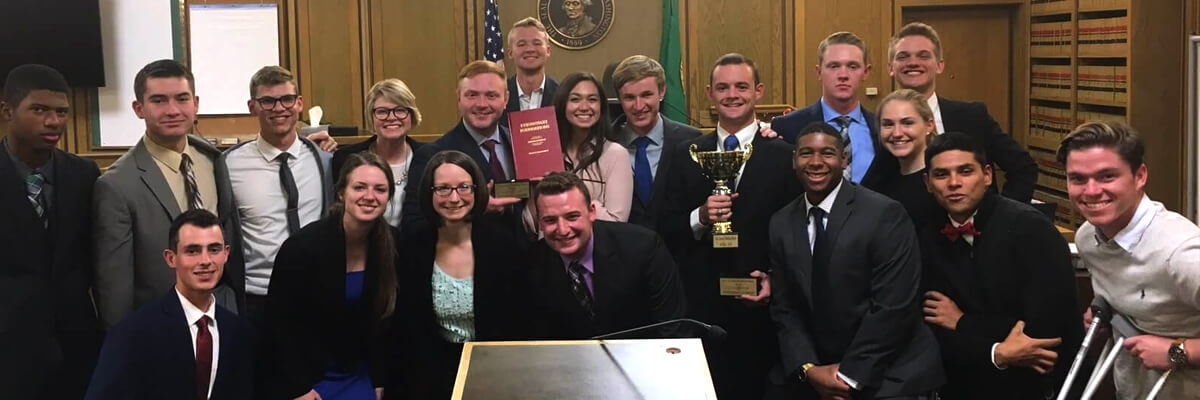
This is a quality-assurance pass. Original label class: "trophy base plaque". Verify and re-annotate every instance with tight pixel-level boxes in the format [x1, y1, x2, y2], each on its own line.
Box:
[493, 181, 531, 199]
[712, 233, 739, 248]
[719, 278, 758, 296]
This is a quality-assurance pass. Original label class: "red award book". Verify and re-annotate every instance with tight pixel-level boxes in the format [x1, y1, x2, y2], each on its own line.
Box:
[507, 106, 565, 180]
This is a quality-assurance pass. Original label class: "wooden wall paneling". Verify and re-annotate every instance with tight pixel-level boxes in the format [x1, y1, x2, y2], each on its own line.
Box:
[293, 0, 366, 132]
[803, 0, 892, 113]
[682, 0, 795, 128]
[1130, 0, 1187, 211]
[366, 0, 477, 140]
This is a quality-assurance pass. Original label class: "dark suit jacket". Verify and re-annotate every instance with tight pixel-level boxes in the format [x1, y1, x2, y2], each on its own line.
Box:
[330, 135, 425, 180]
[93, 135, 242, 328]
[400, 122, 520, 235]
[612, 116, 703, 231]
[500, 75, 559, 128]
[84, 290, 254, 400]
[262, 216, 397, 398]
[918, 193, 1082, 399]
[768, 182, 944, 397]
[391, 220, 529, 398]
[525, 221, 686, 339]
[0, 145, 102, 399]
[938, 97, 1039, 203]
[770, 100, 898, 191]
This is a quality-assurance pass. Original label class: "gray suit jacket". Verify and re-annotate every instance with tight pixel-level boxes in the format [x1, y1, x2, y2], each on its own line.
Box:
[93, 135, 241, 329]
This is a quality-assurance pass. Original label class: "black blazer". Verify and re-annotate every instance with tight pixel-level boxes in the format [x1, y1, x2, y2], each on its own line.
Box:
[400, 122, 519, 235]
[263, 216, 398, 398]
[612, 116, 703, 231]
[770, 100, 898, 191]
[660, 129, 803, 319]
[768, 182, 944, 397]
[500, 75, 559, 128]
[84, 290, 254, 400]
[330, 135, 426, 180]
[938, 96, 1039, 203]
[918, 193, 1082, 399]
[0, 145, 102, 399]
[392, 220, 529, 398]
[525, 221, 686, 339]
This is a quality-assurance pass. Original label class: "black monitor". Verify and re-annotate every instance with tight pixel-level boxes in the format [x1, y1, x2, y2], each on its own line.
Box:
[0, 0, 106, 87]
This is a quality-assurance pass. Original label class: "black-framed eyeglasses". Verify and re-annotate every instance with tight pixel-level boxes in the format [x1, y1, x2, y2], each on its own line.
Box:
[432, 184, 476, 197]
[255, 95, 299, 109]
[372, 107, 411, 121]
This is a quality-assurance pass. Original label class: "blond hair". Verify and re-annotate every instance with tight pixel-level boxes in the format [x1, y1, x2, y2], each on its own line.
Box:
[877, 89, 934, 124]
[818, 31, 869, 65]
[889, 22, 943, 62]
[611, 55, 665, 93]
[458, 60, 506, 82]
[508, 17, 548, 48]
[365, 78, 422, 128]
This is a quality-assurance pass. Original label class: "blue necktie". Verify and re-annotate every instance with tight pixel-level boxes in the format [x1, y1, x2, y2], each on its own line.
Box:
[723, 134, 740, 151]
[633, 136, 653, 206]
[26, 171, 46, 226]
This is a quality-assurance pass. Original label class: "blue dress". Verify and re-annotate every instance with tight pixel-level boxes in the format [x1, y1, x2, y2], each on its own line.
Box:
[312, 270, 375, 400]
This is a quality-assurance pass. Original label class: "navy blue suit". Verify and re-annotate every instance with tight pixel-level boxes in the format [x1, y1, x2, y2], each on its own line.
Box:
[85, 291, 255, 400]
[770, 101, 897, 192]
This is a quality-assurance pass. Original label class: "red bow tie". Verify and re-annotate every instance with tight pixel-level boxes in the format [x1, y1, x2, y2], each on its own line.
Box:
[941, 222, 980, 242]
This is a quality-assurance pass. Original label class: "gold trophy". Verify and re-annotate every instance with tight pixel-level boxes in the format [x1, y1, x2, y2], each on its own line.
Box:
[690, 143, 755, 296]
[689, 143, 753, 248]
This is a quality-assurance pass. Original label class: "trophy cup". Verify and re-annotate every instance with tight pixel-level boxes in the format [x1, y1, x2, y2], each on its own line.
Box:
[689, 143, 753, 249]
[690, 143, 755, 296]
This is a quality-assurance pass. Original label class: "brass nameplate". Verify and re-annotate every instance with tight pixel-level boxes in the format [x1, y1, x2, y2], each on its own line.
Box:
[712, 233, 739, 248]
[493, 181, 530, 199]
[719, 278, 758, 296]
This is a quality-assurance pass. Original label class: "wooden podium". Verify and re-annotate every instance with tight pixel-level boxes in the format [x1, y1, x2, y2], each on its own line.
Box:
[451, 339, 717, 399]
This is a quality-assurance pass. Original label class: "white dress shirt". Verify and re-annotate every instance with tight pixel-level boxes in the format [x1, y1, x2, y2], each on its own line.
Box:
[689, 120, 759, 238]
[517, 75, 546, 111]
[176, 289, 219, 399]
[384, 150, 414, 228]
[800, 180, 860, 388]
[927, 93, 946, 135]
[226, 136, 325, 295]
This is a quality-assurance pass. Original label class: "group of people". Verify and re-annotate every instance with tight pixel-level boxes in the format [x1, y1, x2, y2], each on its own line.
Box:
[2, 14, 1196, 400]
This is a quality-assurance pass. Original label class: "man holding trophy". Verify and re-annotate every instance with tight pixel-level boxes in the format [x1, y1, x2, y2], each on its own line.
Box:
[661, 53, 802, 399]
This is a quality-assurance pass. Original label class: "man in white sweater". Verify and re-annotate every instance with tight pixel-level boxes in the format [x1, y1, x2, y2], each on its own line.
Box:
[1058, 121, 1200, 398]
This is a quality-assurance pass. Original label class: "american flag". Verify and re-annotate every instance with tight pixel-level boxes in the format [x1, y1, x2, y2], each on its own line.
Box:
[484, 0, 504, 65]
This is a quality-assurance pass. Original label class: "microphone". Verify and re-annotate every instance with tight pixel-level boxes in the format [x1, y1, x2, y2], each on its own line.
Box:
[591, 318, 728, 342]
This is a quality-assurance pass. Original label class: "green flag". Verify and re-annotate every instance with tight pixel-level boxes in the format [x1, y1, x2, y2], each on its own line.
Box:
[659, 0, 688, 124]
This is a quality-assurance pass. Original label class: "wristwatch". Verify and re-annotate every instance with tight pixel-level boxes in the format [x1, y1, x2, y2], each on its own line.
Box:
[799, 362, 816, 381]
[1168, 338, 1189, 369]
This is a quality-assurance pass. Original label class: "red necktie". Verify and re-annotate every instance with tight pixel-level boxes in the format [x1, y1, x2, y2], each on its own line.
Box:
[195, 315, 212, 400]
[481, 139, 508, 182]
[941, 221, 981, 242]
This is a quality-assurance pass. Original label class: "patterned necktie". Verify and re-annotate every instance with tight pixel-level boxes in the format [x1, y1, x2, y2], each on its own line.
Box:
[26, 171, 47, 226]
[180, 153, 203, 211]
[480, 139, 508, 182]
[633, 136, 653, 205]
[276, 153, 300, 234]
[566, 261, 595, 318]
[194, 315, 212, 400]
[833, 115, 854, 180]
[723, 134, 740, 151]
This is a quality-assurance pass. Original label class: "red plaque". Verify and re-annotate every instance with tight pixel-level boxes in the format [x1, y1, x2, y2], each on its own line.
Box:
[508, 106, 565, 180]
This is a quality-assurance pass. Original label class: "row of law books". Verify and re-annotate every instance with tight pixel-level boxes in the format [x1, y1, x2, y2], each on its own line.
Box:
[1075, 110, 1126, 127]
[1030, 105, 1075, 146]
[1078, 16, 1129, 55]
[1032, 0, 1072, 14]
[1078, 0, 1129, 11]
[1032, 150, 1068, 193]
[1077, 65, 1128, 104]
[1031, 22, 1074, 54]
[1031, 64, 1073, 99]
[1034, 190, 1087, 227]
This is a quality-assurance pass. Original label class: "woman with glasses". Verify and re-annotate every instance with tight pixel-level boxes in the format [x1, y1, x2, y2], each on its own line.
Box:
[875, 89, 941, 229]
[262, 152, 401, 400]
[391, 150, 528, 398]
[549, 72, 633, 222]
[332, 79, 426, 228]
